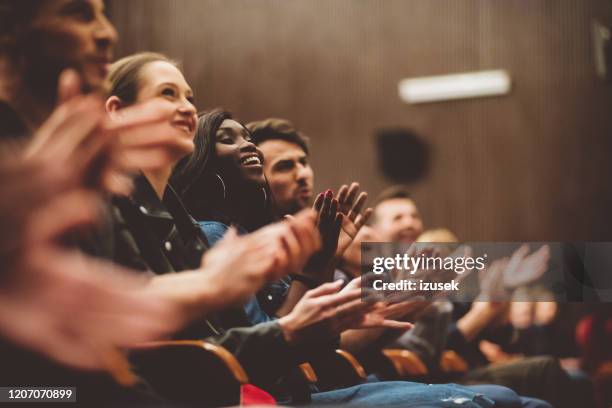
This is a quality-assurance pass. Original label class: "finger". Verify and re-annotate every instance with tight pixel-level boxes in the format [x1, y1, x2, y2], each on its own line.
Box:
[313, 192, 324, 212]
[375, 319, 414, 330]
[304, 279, 344, 298]
[344, 182, 360, 209]
[102, 98, 174, 132]
[329, 198, 339, 219]
[317, 288, 363, 309]
[24, 191, 100, 246]
[28, 97, 104, 161]
[320, 190, 333, 219]
[331, 213, 343, 242]
[57, 69, 82, 104]
[354, 208, 373, 230]
[347, 192, 368, 222]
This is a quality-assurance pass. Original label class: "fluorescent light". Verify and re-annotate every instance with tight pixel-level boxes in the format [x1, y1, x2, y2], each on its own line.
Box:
[398, 70, 511, 104]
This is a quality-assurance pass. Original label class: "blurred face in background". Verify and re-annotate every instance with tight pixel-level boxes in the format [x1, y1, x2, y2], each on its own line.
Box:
[258, 139, 314, 215]
[23, 0, 118, 95]
[372, 198, 424, 243]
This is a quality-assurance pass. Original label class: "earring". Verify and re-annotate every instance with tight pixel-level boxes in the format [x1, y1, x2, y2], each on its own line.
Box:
[215, 173, 226, 200]
[261, 187, 267, 203]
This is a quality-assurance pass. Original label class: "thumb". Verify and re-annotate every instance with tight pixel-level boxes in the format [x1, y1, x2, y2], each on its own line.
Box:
[57, 69, 82, 104]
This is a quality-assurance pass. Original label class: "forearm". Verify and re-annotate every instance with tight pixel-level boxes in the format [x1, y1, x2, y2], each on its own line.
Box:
[340, 328, 387, 353]
[143, 271, 219, 325]
[456, 304, 498, 342]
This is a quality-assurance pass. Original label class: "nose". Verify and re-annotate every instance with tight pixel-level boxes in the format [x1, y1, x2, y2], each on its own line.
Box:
[296, 163, 310, 182]
[94, 14, 118, 50]
[238, 139, 259, 154]
[177, 100, 197, 116]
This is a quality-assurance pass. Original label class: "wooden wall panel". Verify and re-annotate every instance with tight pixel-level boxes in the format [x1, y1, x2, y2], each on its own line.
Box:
[108, 0, 612, 241]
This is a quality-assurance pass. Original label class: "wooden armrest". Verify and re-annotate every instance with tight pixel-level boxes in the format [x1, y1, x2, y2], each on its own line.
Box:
[306, 349, 368, 391]
[132, 340, 248, 384]
[594, 360, 612, 378]
[382, 349, 428, 377]
[299, 363, 318, 384]
[335, 349, 368, 380]
[128, 340, 248, 405]
[440, 350, 469, 374]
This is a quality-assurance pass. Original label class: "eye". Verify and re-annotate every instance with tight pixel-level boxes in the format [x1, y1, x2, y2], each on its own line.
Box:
[216, 132, 235, 145]
[218, 138, 234, 145]
[161, 87, 177, 98]
[275, 160, 295, 172]
[186, 96, 195, 105]
[62, 2, 95, 22]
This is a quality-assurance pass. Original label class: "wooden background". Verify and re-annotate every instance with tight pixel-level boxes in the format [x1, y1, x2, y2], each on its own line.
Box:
[108, 0, 612, 241]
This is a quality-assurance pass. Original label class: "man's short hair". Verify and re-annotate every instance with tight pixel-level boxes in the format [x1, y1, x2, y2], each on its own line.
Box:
[0, 0, 43, 57]
[374, 185, 413, 208]
[370, 186, 415, 225]
[246, 118, 310, 155]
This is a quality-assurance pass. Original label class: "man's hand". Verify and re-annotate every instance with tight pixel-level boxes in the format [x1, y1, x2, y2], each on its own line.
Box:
[0, 155, 183, 376]
[25, 69, 191, 196]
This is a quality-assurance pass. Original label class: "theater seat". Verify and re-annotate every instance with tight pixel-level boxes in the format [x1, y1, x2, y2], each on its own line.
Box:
[307, 349, 368, 390]
[129, 340, 274, 406]
[593, 360, 612, 408]
[381, 349, 429, 377]
[440, 350, 469, 374]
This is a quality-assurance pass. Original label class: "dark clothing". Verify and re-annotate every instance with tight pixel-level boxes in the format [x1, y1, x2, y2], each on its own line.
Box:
[0, 101, 27, 140]
[109, 175, 327, 403]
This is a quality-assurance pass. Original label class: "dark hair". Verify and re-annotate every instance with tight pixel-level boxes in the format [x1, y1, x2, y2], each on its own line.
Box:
[107, 52, 178, 106]
[172, 109, 231, 198]
[172, 109, 278, 231]
[0, 0, 44, 57]
[246, 118, 310, 154]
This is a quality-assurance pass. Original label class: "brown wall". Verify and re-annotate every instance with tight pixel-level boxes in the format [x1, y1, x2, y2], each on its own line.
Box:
[108, 0, 612, 241]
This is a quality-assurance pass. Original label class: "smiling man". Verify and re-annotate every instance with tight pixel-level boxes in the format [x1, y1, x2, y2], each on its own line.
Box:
[0, 0, 117, 135]
[247, 118, 314, 216]
[371, 186, 424, 244]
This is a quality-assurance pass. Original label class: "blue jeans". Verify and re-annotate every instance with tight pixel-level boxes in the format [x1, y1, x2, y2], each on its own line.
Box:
[311, 381, 495, 407]
[467, 385, 552, 408]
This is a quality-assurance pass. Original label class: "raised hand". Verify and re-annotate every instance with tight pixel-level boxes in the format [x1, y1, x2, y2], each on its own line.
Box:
[335, 182, 373, 257]
[503, 244, 550, 289]
[25, 69, 190, 196]
[301, 190, 343, 282]
[0, 154, 183, 377]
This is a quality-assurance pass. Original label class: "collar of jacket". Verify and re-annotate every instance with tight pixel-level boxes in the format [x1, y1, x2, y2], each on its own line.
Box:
[128, 174, 175, 240]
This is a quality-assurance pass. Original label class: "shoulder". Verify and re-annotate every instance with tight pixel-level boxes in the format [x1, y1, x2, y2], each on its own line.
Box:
[198, 221, 231, 246]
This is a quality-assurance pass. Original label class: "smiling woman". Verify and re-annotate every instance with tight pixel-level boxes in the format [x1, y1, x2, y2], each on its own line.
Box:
[172, 109, 278, 233]
[106, 52, 197, 198]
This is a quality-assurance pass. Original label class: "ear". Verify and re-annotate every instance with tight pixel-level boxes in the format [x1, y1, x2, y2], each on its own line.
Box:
[105, 96, 123, 119]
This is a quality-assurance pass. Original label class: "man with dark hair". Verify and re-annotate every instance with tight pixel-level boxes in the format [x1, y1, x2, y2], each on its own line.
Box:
[0, 0, 117, 136]
[247, 118, 314, 216]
